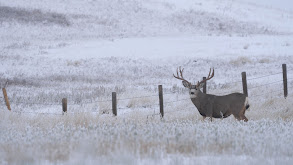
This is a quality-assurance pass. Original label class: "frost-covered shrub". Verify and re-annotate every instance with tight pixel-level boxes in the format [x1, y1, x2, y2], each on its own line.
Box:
[258, 58, 271, 64]
[126, 98, 147, 108]
[0, 6, 70, 26]
[169, 9, 273, 35]
[98, 101, 111, 114]
[229, 56, 252, 66]
[1, 110, 293, 164]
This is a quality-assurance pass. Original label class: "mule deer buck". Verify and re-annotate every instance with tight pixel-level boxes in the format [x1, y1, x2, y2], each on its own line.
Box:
[173, 67, 249, 122]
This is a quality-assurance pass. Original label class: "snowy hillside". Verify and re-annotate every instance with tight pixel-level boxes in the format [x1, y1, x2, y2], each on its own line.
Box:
[0, 0, 293, 164]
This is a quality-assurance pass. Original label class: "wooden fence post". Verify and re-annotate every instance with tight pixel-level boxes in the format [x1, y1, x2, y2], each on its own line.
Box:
[62, 98, 67, 114]
[203, 77, 207, 94]
[158, 85, 164, 118]
[2, 88, 11, 111]
[282, 64, 288, 98]
[242, 72, 248, 97]
[112, 92, 117, 116]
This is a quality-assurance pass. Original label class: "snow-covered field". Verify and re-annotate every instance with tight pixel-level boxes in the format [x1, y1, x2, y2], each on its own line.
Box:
[1, 0, 293, 164]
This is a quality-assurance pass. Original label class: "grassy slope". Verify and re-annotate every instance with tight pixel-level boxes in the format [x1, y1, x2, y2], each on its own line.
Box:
[0, 0, 293, 164]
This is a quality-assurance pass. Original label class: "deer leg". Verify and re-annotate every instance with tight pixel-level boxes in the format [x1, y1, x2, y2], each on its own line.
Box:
[233, 114, 241, 121]
[240, 115, 248, 122]
[243, 116, 248, 122]
[202, 116, 206, 121]
[206, 104, 213, 122]
[239, 106, 248, 122]
[220, 111, 224, 120]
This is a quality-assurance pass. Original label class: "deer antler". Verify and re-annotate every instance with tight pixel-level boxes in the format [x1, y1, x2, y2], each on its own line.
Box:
[173, 66, 191, 85]
[197, 68, 214, 87]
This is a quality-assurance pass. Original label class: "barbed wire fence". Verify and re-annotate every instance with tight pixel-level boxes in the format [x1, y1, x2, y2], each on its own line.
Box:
[1, 64, 292, 119]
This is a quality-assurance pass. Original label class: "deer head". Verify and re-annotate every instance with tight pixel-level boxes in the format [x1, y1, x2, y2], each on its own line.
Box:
[173, 67, 214, 98]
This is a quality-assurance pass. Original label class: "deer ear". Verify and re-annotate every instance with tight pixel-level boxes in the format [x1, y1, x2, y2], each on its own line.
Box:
[182, 81, 191, 88]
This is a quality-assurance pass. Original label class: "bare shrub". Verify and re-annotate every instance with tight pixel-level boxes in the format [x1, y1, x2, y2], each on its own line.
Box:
[229, 56, 252, 66]
[67, 60, 82, 67]
[126, 97, 154, 108]
[170, 9, 275, 35]
[5, 42, 30, 49]
[0, 77, 41, 87]
[258, 58, 270, 64]
[63, 112, 99, 127]
[243, 44, 249, 49]
[0, 6, 70, 26]
[98, 101, 111, 114]
[247, 91, 293, 121]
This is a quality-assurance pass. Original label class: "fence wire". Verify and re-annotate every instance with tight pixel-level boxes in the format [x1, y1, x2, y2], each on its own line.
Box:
[146, 112, 161, 118]
[11, 111, 62, 115]
[221, 68, 292, 86]
[166, 106, 194, 113]
[8, 100, 60, 106]
[247, 71, 283, 81]
[2, 67, 292, 117]
[250, 88, 283, 98]
[249, 80, 284, 89]
[164, 98, 190, 105]
[117, 94, 158, 101]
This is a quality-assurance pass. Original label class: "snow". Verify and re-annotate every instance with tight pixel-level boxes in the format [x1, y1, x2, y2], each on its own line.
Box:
[240, 0, 293, 11]
[48, 35, 293, 60]
[0, 0, 293, 164]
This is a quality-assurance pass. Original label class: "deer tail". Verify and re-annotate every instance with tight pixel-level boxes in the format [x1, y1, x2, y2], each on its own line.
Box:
[245, 104, 250, 109]
[245, 97, 250, 110]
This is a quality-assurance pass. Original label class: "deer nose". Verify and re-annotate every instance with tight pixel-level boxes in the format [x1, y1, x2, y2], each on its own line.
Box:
[190, 92, 195, 95]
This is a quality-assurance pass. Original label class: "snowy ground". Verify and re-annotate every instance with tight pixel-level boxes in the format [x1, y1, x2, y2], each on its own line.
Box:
[0, 0, 293, 164]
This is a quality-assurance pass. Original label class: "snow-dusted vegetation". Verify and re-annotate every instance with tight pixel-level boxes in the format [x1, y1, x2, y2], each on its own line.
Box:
[0, 0, 293, 164]
[1, 112, 293, 165]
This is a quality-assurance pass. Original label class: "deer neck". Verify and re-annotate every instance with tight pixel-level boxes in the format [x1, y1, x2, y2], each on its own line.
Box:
[190, 90, 205, 109]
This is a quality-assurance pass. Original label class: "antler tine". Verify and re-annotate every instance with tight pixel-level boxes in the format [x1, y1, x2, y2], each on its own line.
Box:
[179, 67, 184, 78]
[174, 67, 181, 78]
[207, 68, 214, 80]
[173, 67, 182, 79]
[173, 67, 179, 78]
[207, 68, 211, 78]
[206, 68, 214, 80]
[197, 68, 215, 87]
[211, 68, 214, 77]
[173, 67, 191, 84]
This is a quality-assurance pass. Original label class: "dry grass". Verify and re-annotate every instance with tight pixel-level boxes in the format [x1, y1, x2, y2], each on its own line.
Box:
[1, 109, 293, 165]
[248, 95, 293, 120]
[257, 57, 270, 64]
[0, 6, 70, 26]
